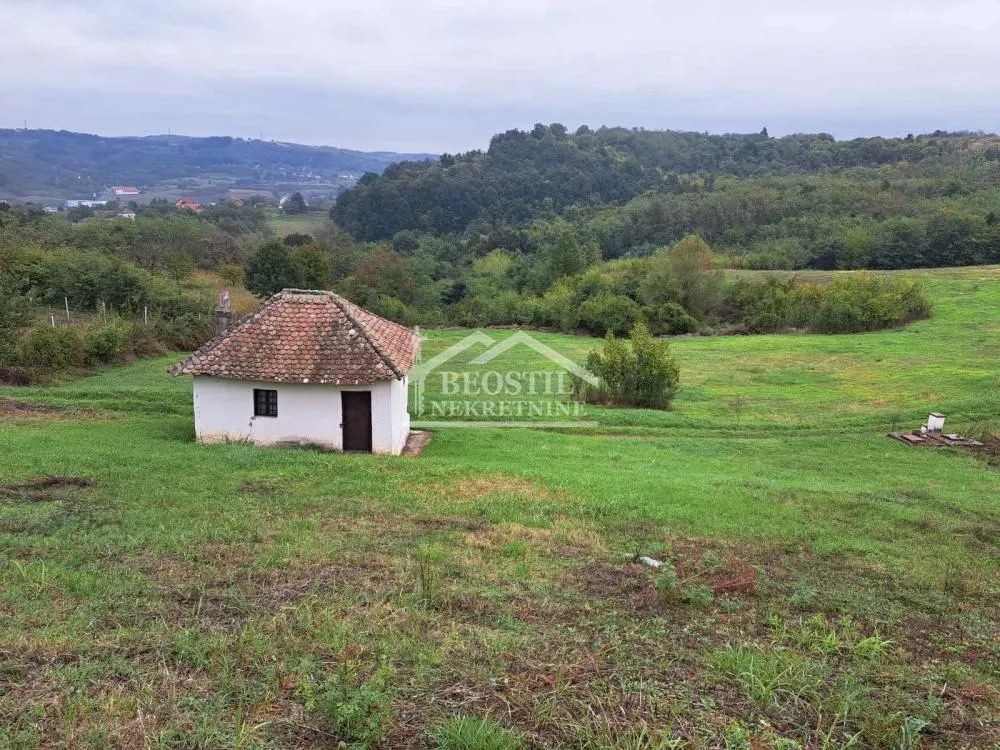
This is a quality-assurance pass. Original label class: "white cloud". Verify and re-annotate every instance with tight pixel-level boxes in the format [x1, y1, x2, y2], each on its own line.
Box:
[1, 0, 998, 150]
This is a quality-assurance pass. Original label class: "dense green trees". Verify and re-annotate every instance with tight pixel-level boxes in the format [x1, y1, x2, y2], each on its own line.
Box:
[330, 126, 1000, 273]
[245, 243, 302, 296]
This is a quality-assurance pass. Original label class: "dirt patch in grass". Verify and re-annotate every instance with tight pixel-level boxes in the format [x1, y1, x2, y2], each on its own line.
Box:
[0, 476, 94, 502]
[260, 555, 403, 607]
[0, 397, 66, 415]
[463, 519, 606, 555]
[427, 474, 574, 503]
[147, 550, 404, 631]
[0, 397, 106, 420]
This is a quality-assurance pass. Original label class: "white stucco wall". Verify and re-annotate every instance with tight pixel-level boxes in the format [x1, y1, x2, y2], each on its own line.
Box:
[192, 376, 410, 455]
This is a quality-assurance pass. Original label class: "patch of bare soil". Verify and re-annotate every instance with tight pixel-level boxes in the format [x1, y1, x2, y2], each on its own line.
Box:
[0, 476, 94, 503]
[0, 397, 107, 420]
[0, 398, 65, 416]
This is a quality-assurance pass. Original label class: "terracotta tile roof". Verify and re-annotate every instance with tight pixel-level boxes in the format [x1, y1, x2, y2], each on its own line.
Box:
[171, 290, 420, 385]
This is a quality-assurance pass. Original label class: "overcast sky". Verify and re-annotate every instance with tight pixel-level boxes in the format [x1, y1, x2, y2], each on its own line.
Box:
[2, 0, 998, 153]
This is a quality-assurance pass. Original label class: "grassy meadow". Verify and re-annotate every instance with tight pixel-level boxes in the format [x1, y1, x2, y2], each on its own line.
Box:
[265, 211, 331, 240]
[1, 267, 999, 748]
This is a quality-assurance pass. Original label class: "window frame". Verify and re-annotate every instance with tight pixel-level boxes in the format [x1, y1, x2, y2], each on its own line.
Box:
[253, 388, 278, 418]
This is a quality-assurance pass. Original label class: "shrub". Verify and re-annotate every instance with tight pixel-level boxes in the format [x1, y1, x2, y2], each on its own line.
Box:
[154, 313, 214, 350]
[723, 273, 931, 334]
[306, 658, 395, 746]
[83, 320, 132, 363]
[126, 321, 166, 358]
[643, 302, 700, 335]
[578, 293, 642, 336]
[17, 326, 85, 369]
[581, 321, 680, 408]
[18, 249, 153, 312]
[808, 273, 931, 333]
[0, 277, 33, 364]
[538, 280, 579, 332]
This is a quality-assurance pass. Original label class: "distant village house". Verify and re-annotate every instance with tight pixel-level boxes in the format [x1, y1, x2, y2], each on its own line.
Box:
[176, 197, 202, 212]
[111, 185, 140, 196]
[171, 290, 420, 455]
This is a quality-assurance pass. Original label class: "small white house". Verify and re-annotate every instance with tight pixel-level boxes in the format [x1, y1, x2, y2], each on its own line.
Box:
[171, 290, 420, 455]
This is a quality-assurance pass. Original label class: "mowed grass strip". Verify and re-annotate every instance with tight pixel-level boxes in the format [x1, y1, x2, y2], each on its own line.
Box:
[0, 266, 998, 747]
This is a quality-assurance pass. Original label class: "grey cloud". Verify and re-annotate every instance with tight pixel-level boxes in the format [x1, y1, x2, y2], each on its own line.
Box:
[1, 0, 998, 151]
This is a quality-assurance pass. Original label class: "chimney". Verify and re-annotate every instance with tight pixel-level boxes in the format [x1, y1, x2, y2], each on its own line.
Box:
[213, 289, 235, 336]
[213, 309, 236, 337]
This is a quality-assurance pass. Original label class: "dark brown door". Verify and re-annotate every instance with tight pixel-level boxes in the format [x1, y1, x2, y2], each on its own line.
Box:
[341, 391, 372, 453]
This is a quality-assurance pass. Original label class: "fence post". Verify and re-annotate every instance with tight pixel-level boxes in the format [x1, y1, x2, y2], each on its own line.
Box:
[64, 297, 70, 322]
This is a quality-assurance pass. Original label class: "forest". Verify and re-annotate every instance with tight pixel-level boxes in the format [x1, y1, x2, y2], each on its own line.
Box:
[332, 125, 1000, 270]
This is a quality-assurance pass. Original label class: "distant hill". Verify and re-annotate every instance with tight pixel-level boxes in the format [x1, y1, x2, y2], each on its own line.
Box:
[332, 125, 1000, 242]
[0, 129, 435, 202]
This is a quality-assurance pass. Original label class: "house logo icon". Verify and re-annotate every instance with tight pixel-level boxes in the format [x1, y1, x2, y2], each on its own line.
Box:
[409, 331, 599, 426]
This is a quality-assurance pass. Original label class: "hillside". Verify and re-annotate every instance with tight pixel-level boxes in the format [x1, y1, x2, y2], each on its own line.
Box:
[2, 266, 999, 747]
[0, 129, 434, 203]
[331, 125, 1000, 270]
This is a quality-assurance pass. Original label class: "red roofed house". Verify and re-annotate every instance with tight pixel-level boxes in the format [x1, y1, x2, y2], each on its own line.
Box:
[176, 198, 202, 212]
[111, 185, 140, 196]
[171, 290, 420, 454]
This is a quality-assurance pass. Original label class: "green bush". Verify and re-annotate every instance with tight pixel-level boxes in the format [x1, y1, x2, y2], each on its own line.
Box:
[643, 302, 700, 335]
[153, 313, 213, 350]
[83, 320, 132, 363]
[808, 273, 931, 333]
[0, 277, 33, 364]
[538, 280, 579, 332]
[578, 293, 643, 336]
[18, 249, 153, 312]
[308, 658, 395, 746]
[17, 326, 85, 369]
[581, 321, 680, 408]
[126, 322, 166, 358]
[724, 273, 931, 334]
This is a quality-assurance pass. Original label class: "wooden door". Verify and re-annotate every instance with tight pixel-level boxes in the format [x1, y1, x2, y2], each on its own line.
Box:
[341, 391, 372, 453]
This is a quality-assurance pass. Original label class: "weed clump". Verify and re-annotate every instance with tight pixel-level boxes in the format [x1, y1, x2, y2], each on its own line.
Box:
[429, 715, 523, 750]
[298, 656, 395, 746]
[654, 562, 715, 607]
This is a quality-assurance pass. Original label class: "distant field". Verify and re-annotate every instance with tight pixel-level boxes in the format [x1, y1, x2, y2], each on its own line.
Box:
[417, 266, 1000, 432]
[265, 211, 330, 238]
[1, 266, 999, 748]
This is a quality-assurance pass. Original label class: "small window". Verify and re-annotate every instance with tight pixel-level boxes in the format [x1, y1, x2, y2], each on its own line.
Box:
[253, 388, 278, 417]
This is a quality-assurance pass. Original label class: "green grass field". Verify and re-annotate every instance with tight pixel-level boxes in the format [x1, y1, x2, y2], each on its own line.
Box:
[265, 211, 331, 239]
[1, 267, 999, 748]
